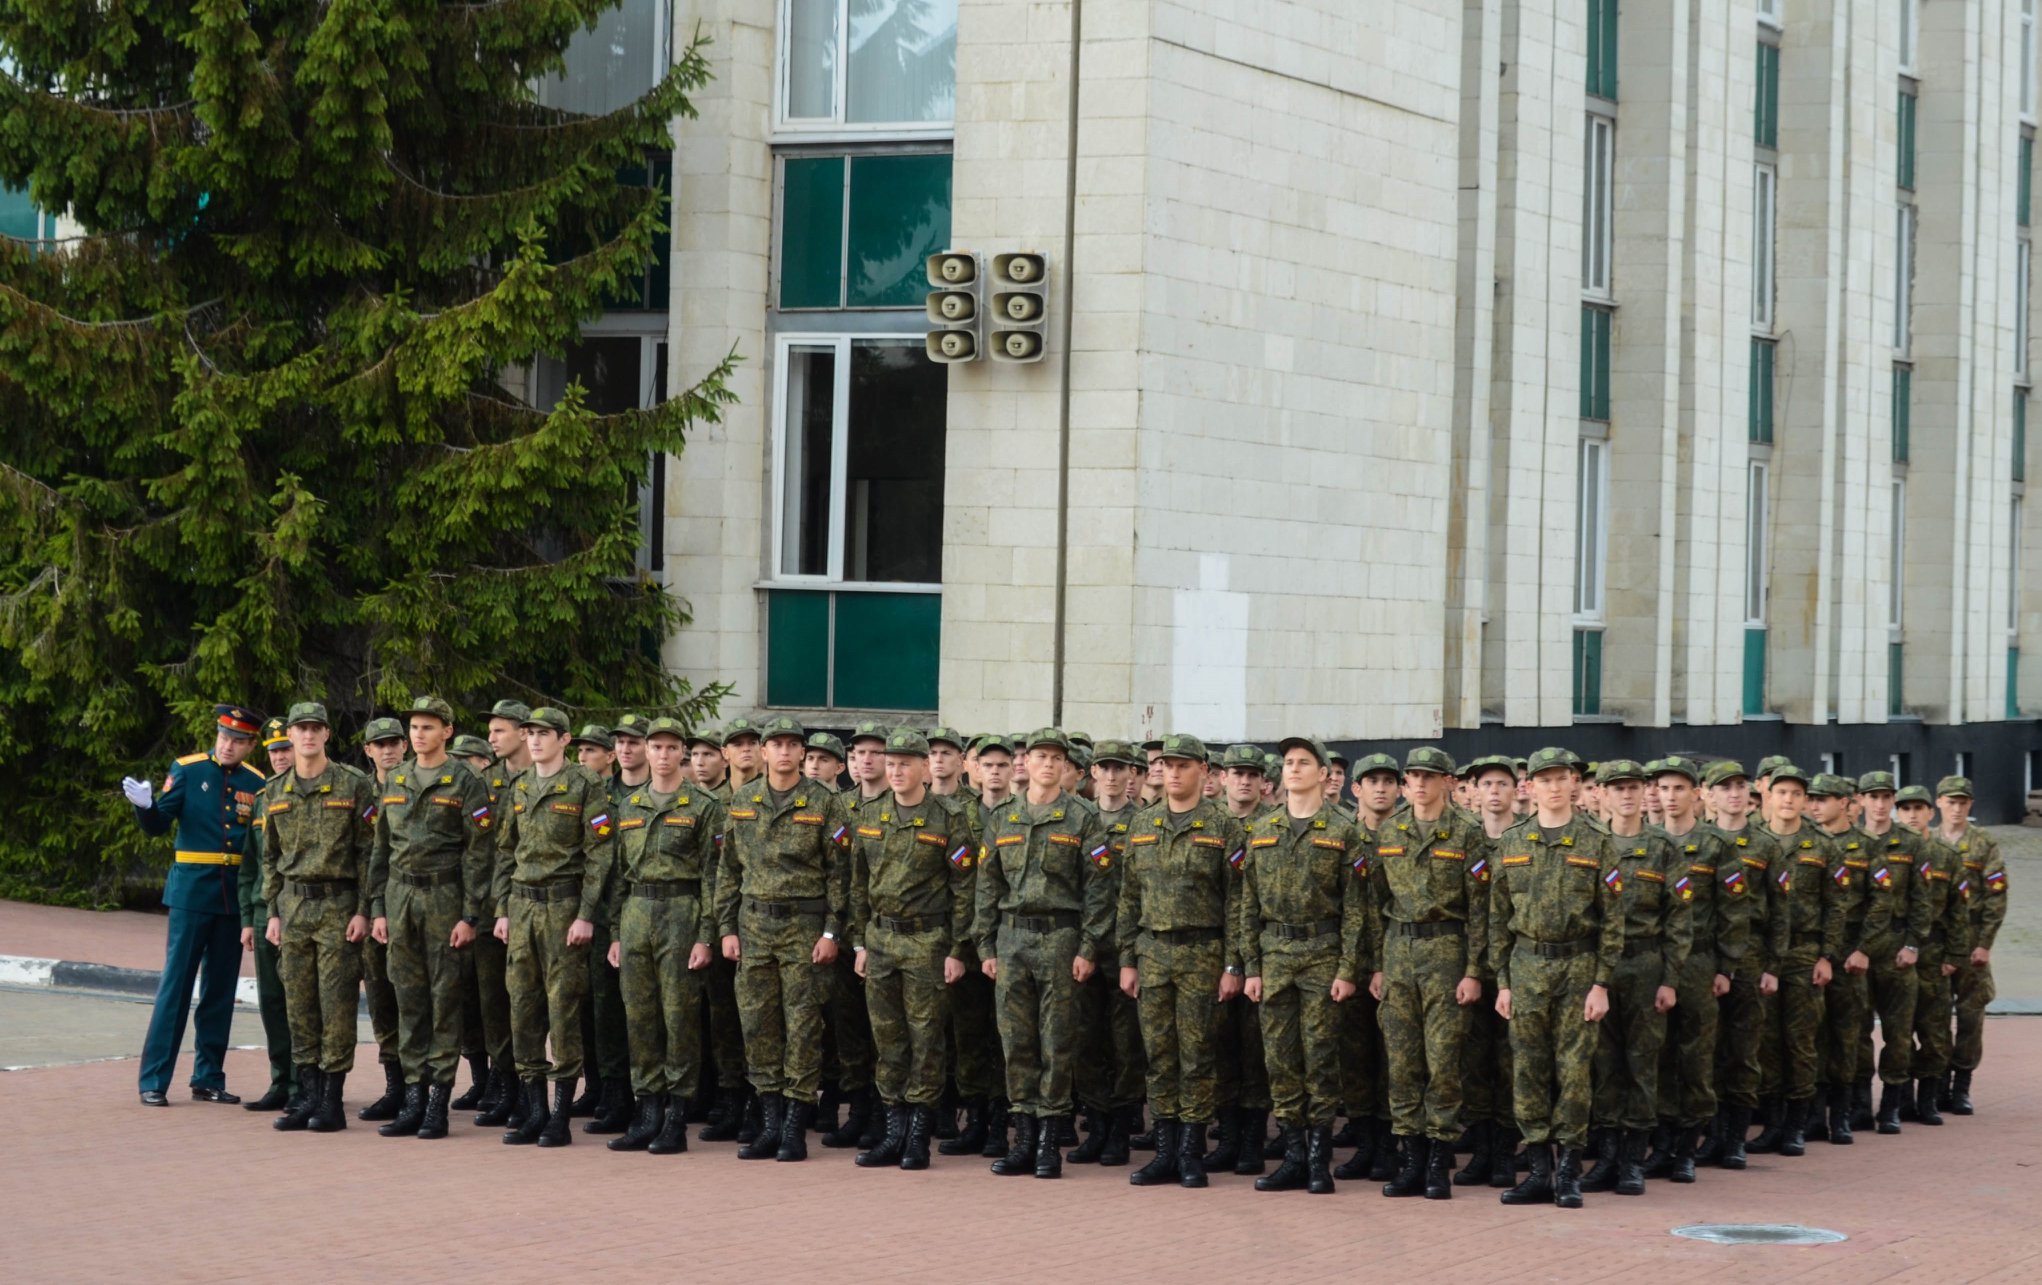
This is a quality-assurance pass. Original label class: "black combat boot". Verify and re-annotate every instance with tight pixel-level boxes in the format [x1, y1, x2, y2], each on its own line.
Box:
[1950, 1069, 1974, 1115]
[1452, 1120, 1492, 1187]
[245, 1080, 291, 1113]
[1368, 1119, 1399, 1182]
[1036, 1114, 1068, 1179]
[736, 1093, 783, 1159]
[1614, 1130, 1646, 1196]
[1489, 1126, 1520, 1187]
[451, 1054, 490, 1111]
[856, 1104, 909, 1168]
[1694, 1112, 1723, 1166]
[1048, 1113, 1078, 1148]
[418, 1083, 453, 1140]
[1640, 1123, 1674, 1179]
[1899, 1079, 1921, 1122]
[1851, 1077, 1874, 1132]
[1876, 1083, 1903, 1134]
[378, 1083, 427, 1137]
[1382, 1136, 1427, 1197]
[1827, 1089, 1854, 1145]
[586, 1078, 632, 1135]
[1233, 1110, 1268, 1176]
[1915, 1078, 1944, 1126]
[1264, 1120, 1289, 1160]
[610, 1094, 663, 1152]
[1424, 1134, 1454, 1199]
[775, 1097, 813, 1161]
[274, 1067, 321, 1132]
[699, 1087, 745, 1141]
[506, 1073, 531, 1132]
[991, 1113, 1039, 1176]
[1255, 1125, 1307, 1192]
[1717, 1105, 1750, 1169]
[736, 1091, 766, 1145]
[823, 1087, 871, 1149]
[940, 1098, 988, 1156]
[1129, 1119, 1179, 1186]
[1330, 1115, 1363, 1147]
[1499, 1142, 1553, 1205]
[357, 1061, 405, 1122]
[648, 1095, 691, 1155]
[503, 1079, 546, 1144]
[1747, 1098, 1782, 1153]
[1332, 1120, 1375, 1180]
[1306, 1124, 1335, 1195]
[1068, 1106, 1109, 1164]
[1098, 1105, 1135, 1167]
[308, 1070, 349, 1132]
[1777, 1097, 1809, 1157]
[1200, 1110, 1240, 1172]
[1804, 1086, 1831, 1143]
[899, 1104, 935, 1171]
[568, 1074, 600, 1118]
[981, 1099, 1012, 1159]
[474, 1069, 513, 1127]
[1579, 1129, 1619, 1192]
[1668, 1125, 1698, 1183]
[1553, 1146, 1584, 1208]
[536, 1081, 573, 1147]
[1176, 1121, 1208, 1188]
[933, 1088, 959, 1140]
[1127, 1111, 1157, 1151]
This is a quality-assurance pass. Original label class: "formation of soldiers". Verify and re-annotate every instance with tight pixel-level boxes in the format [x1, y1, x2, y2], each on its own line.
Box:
[131, 700, 2012, 1209]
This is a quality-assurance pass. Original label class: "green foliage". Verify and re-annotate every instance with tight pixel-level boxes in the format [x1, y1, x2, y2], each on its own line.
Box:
[0, 0, 735, 906]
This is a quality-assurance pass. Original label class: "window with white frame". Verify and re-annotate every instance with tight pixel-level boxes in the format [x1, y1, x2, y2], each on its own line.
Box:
[2019, 241, 2032, 380]
[1898, 0, 1918, 77]
[1757, 0, 1781, 30]
[1890, 479, 1906, 630]
[1894, 203, 1915, 352]
[1583, 114, 1614, 298]
[2025, 0, 2038, 121]
[773, 334, 946, 584]
[1753, 163, 1777, 330]
[779, 0, 959, 133]
[2012, 496, 2024, 635]
[1574, 437, 1610, 621]
[1746, 460, 1770, 624]
[537, 0, 670, 116]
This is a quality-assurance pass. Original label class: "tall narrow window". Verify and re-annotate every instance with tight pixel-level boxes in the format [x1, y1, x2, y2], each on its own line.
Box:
[2018, 241, 2032, 380]
[1753, 164, 1778, 330]
[1583, 115, 1615, 297]
[1575, 438, 1609, 622]
[2021, 135, 2034, 230]
[1755, 43, 1780, 149]
[1581, 305, 1613, 421]
[2018, 392, 2029, 483]
[1893, 365, 1912, 461]
[1587, 0, 1618, 100]
[2012, 497, 2025, 636]
[1894, 204, 1915, 353]
[1897, 91, 1916, 190]
[1746, 461, 1770, 626]
[1889, 479, 1907, 630]
[2025, 0, 2038, 122]
[1750, 338, 1776, 444]
[1898, 0, 1918, 76]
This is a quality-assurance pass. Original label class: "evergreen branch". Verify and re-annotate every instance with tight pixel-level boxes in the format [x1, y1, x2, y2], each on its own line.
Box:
[0, 281, 220, 331]
[0, 72, 197, 120]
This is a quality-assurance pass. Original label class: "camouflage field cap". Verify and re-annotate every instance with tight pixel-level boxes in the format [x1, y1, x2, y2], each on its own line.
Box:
[1652, 756, 1701, 784]
[1276, 736, 1331, 768]
[285, 701, 330, 729]
[1025, 727, 1073, 754]
[1067, 731, 1094, 749]
[926, 725, 967, 751]
[569, 724, 614, 751]
[1221, 742, 1267, 770]
[686, 726, 724, 750]
[406, 695, 455, 725]
[758, 714, 806, 744]
[450, 734, 493, 759]
[488, 699, 532, 724]
[1935, 775, 1974, 799]
[520, 707, 571, 735]
[1090, 738, 1144, 768]
[1463, 753, 1517, 781]
[884, 728, 930, 757]
[362, 717, 406, 745]
[1139, 737, 1165, 752]
[849, 720, 891, 747]
[1069, 744, 1093, 771]
[974, 733, 1016, 758]
[611, 714, 651, 741]
[1894, 784, 1934, 806]
[1806, 773, 1855, 799]
[1405, 746, 1457, 776]
[1597, 758, 1648, 785]
[1352, 751, 1401, 779]
[1755, 754, 1794, 778]
[1856, 770, 1898, 794]
[1767, 763, 1809, 788]
[1155, 732, 1207, 762]
[1524, 746, 1583, 776]
[723, 716, 765, 743]
[643, 716, 688, 742]
[1328, 748, 1350, 769]
[1701, 760, 1750, 788]
[804, 731, 845, 760]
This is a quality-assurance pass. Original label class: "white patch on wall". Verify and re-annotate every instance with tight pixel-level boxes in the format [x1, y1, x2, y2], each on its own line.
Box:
[1171, 554, 1249, 739]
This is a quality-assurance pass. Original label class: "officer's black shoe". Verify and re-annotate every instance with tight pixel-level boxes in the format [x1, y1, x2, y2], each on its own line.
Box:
[900, 1104, 936, 1171]
[1098, 1104, 1136, 1167]
[940, 1098, 988, 1156]
[191, 1086, 241, 1105]
[1129, 1119, 1179, 1186]
[1876, 1084, 1903, 1135]
[1668, 1125, 1698, 1183]
[992, 1113, 1039, 1176]
[307, 1071, 348, 1133]
[275, 1068, 322, 1132]
[1499, 1142, 1553, 1205]
[823, 1086, 871, 1148]
[475, 1070, 513, 1127]
[775, 1098, 814, 1162]
[417, 1083, 453, 1140]
[139, 1090, 169, 1108]
[1234, 1110, 1268, 1175]
[586, 1079, 632, 1134]
[358, 1061, 405, 1122]
[245, 1083, 291, 1112]
[1200, 1110, 1240, 1172]
[1036, 1114, 1068, 1179]
[1176, 1121, 1208, 1188]
[1382, 1136, 1427, 1197]
[536, 1081, 574, 1147]
[1747, 1098, 1783, 1153]
[1951, 1069, 1974, 1115]
[981, 1098, 1013, 1158]
[1851, 1077, 1874, 1132]
[1552, 1146, 1584, 1208]
[1640, 1123, 1674, 1179]
[1127, 1110, 1158, 1152]
[1424, 1134, 1454, 1200]
[1367, 1119, 1399, 1182]
[648, 1095, 691, 1155]
[611, 1095, 663, 1152]
[451, 1055, 490, 1111]
[737, 1094, 784, 1159]
[1452, 1119, 1492, 1187]
[504, 1079, 546, 1145]
[1777, 1097, 1808, 1157]
[568, 1074, 601, 1118]
[1915, 1079, 1944, 1126]
[1068, 1106, 1109, 1164]
[1579, 1129, 1619, 1192]
[1489, 1126, 1521, 1188]
[1256, 1126, 1308, 1192]
[379, 1084, 427, 1137]
[857, 1104, 909, 1168]
[1804, 1087, 1831, 1142]
[1613, 1130, 1646, 1196]
[1717, 1106, 1750, 1169]
[1827, 1092, 1854, 1145]
[1306, 1124, 1335, 1195]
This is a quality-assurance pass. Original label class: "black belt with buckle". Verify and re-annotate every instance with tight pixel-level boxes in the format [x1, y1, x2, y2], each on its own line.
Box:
[512, 880, 580, 903]
[749, 897, 828, 917]
[284, 880, 357, 899]
[1272, 919, 1341, 941]
[1006, 911, 1080, 933]
[634, 879, 702, 900]
[1395, 920, 1464, 940]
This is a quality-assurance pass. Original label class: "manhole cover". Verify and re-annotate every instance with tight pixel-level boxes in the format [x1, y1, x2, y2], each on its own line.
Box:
[1672, 1224, 1848, 1246]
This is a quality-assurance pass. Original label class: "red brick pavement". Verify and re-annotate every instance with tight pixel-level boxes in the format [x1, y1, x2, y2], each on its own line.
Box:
[0, 899, 255, 976]
[5, 1034, 2039, 1283]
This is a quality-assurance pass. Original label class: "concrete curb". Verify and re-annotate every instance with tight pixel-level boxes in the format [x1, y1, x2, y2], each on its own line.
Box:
[2, 954, 261, 1007]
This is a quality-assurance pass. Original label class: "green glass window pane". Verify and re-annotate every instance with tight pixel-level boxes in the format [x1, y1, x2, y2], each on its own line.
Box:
[1743, 628, 1768, 716]
[1897, 92, 1916, 190]
[1893, 366, 1910, 462]
[1572, 629, 1602, 717]
[1581, 306, 1611, 421]
[833, 591, 941, 710]
[1587, 0, 1618, 99]
[1755, 44, 1779, 149]
[1751, 339, 1775, 444]
[2010, 647, 2022, 720]
[846, 154, 952, 308]
[2021, 136, 2033, 229]
[2016, 391, 2028, 483]
[767, 589, 831, 707]
[1890, 642, 1905, 718]
[780, 156, 847, 309]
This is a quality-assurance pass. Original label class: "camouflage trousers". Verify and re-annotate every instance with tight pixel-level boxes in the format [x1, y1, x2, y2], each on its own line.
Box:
[825, 953, 875, 1093]
[361, 933, 399, 1065]
[993, 922, 1081, 1117]
[277, 888, 364, 1073]
[1380, 932, 1472, 1142]
[1713, 970, 1765, 1109]
[1214, 987, 1270, 1112]
[1504, 947, 1598, 1149]
[1771, 950, 1823, 1101]
[1817, 967, 1868, 1089]
[505, 891, 590, 1082]
[1589, 947, 1667, 1132]
[1339, 988, 1388, 1121]
[385, 876, 467, 1084]
[1655, 949, 1718, 1127]
[1952, 958, 1994, 1072]
[1255, 940, 1344, 1128]
[617, 892, 707, 1099]
[583, 921, 630, 1084]
[1460, 980, 1513, 1129]
[1132, 931, 1224, 1123]
[948, 954, 1005, 1101]
[1861, 937, 1917, 1085]
[734, 902, 830, 1101]
[463, 931, 512, 1069]
[1910, 953, 1956, 1081]
[1072, 952, 1144, 1112]
[862, 923, 950, 1107]
[705, 956, 747, 1093]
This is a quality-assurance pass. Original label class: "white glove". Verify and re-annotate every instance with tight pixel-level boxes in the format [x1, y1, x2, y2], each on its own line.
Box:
[122, 776, 154, 808]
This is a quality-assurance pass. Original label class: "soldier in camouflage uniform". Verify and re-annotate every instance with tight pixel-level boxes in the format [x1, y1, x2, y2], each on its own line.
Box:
[1489, 746, 1623, 1210]
[1850, 771, 1931, 1134]
[262, 702, 379, 1133]
[1578, 761, 1691, 1197]
[239, 719, 300, 1113]
[1337, 752, 1401, 1181]
[364, 696, 494, 1139]
[1805, 773, 1874, 1144]
[567, 723, 631, 1131]
[354, 717, 410, 1122]
[1369, 746, 1492, 1201]
[1236, 737, 1368, 1195]
[818, 721, 890, 1152]
[467, 700, 529, 1129]
[974, 728, 1113, 1179]
[1895, 785, 1968, 1124]
[923, 724, 989, 1152]
[1759, 767, 1839, 1157]
[846, 729, 976, 1170]
[604, 717, 725, 1155]
[1699, 760, 1780, 1168]
[1939, 776, 2006, 1115]
[490, 706, 615, 1148]
[448, 730, 498, 1111]
[1205, 742, 1275, 1177]
[714, 715, 853, 1162]
[1646, 757, 1719, 1181]
[1457, 755, 1523, 1188]
[946, 733, 1017, 1159]
[1067, 739, 1146, 1166]
[700, 717, 765, 1143]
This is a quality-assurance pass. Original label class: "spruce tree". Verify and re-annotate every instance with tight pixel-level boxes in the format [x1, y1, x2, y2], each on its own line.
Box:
[0, 0, 734, 903]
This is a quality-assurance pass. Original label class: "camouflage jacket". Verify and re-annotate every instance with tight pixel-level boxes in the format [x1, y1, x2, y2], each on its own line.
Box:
[1764, 824, 1843, 960]
[1234, 803, 1369, 983]
[1487, 813, 1624, 990]
[1609, 825, 1694, 980]
[1701, 822, 1782, 978]
[366, 757, 495, 921]
[973, 790, 1113, 963]
[1946, 825, 2009, 949]
[606, 784, 726, 945]
[1858, 822, 1934, 951]
[1368, 804, 1492, 980]
[848, 791, 976, 956]
[260, 762, 378, 913]
[1911, 830, 1973, 961]
[714, 780, 852, 939]
[492, 763, 616, 926]
[1116, 799, 1248, 969]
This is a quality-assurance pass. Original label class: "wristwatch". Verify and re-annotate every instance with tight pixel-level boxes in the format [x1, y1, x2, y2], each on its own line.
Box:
[1224, 965, 1243, 977]
[822, 930, 837, 942]
[461, 915, 479, 928]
